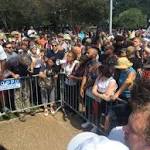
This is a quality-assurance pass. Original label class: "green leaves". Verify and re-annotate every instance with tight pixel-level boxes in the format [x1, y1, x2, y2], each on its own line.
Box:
[0, 0, 149, 29]
[114, 8, 147, 29]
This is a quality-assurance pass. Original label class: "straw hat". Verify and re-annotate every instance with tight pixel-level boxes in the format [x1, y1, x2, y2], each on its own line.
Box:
[11, 31, 20, 35]
[115, 57, 133, 69]
[129, 31, 135, 39]
[64, 34, 71, 41]
[0, 32, 6, 40]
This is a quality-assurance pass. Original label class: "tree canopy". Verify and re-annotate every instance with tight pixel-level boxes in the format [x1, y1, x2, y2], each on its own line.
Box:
[114, 8, 147, 29]
[0, 0, 149, 29]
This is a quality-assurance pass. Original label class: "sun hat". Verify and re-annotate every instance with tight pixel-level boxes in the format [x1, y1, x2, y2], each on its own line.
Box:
[22, 36, 29, 41]
[58, 33, 64, 38]
[0, 45, 7, 60]
[11, 31, 20, 35]
[129, 31, 136, 39]
[115, 57, 133, 69]
[0, 32, 6, 40]
[64, 34, 71, 41]
[85, 38, 92, 44]
[67, 132, 129, 150]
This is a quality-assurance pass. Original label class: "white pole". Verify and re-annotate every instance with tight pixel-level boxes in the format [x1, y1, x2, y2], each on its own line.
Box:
[109, 0, 113, 35]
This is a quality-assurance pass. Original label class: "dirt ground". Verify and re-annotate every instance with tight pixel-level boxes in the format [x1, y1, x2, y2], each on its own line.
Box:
[0, 112, 83, 150]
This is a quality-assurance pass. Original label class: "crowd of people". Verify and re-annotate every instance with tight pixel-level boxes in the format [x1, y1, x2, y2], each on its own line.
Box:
[0, 26, 150, 149]
[68, 74, 150, 150]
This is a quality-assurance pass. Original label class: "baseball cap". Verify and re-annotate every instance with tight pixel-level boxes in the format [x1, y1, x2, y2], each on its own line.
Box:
[0, 45, 7, 60]
[67, 132, 129, 150]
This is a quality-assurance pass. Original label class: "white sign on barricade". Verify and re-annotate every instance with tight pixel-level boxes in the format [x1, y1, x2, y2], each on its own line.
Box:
[0, 79, 21, 91]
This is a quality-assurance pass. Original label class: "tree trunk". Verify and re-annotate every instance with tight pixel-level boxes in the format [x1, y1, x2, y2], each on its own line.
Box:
[0, 12, 8, 29]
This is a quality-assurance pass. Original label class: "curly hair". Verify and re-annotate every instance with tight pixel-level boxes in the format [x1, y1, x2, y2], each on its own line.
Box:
[132, 104, 150, 145]
[145, 115, 150, 145]
[129, 77, 150, 145]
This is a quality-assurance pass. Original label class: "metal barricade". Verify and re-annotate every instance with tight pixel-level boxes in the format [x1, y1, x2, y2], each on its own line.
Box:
[59, 74, 129, 134]
[58, 73, 105, 133]
[0, 75, 61, 117]
[0, 73, 129, 135]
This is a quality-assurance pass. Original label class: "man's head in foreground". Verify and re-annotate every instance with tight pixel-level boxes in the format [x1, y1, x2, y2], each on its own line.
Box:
[123, 104, 150, 150]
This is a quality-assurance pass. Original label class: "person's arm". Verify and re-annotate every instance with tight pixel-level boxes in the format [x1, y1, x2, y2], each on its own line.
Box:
[80, 75, 87, 98]
[30, 57, 36, 73]
[92, 80, 117, 101]
[92, 83, 99, 98]
[68, 62, 82, 80]
[10, 72, 20, 79]
[3, 70, 20, 79]
[68, 75, 83, 81]
[112, 72, 136, 100]
[39, 71, 46, 79]
[0, 60, 6, 80]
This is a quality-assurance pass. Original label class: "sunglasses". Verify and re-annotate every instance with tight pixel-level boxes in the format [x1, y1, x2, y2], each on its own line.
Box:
[52, 45, 57, 47]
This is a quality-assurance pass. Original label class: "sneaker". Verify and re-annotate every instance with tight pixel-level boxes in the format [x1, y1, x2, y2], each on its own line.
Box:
[90, 126, 98, 133]
[44, 109, 49, 116]
[28, 109, 36, 116]
[50, 107, 55, 115]
[81, 121, 91, 129]
[19, 114, 26, 122]
[2, 107, 10, 113]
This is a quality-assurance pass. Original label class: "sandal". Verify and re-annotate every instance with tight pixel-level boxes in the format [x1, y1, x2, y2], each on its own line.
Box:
[44, 108, 49, 116]
[50, 106, 55, 115]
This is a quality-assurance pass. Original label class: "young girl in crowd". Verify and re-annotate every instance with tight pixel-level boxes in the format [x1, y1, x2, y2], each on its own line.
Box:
[92, 65, 118, 132]
[39, 58, 58, 116]
[62, 50, 79, 111]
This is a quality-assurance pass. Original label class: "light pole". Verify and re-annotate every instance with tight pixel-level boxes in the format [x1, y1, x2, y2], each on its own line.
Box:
[109, 0, 113, 35]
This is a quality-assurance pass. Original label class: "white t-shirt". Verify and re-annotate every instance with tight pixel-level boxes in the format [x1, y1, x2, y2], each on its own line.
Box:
[30, 54, 42, 69]
[95, 77, 118, 94]
[0, 45, 7, 60]
[63, 60, 79, 76]
[63, 60, 79, 85]
[68, 132, 129, 150]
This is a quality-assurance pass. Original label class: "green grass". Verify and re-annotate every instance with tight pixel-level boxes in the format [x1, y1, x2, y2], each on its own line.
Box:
[0, 113, 18, 121]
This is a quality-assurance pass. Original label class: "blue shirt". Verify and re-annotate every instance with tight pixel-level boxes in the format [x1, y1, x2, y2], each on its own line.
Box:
[46, 49, 65, 61]
[118, 67, 136, 98]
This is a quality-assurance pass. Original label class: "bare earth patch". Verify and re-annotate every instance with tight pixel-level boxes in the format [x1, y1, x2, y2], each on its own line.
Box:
[0, 112, 83, 150]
